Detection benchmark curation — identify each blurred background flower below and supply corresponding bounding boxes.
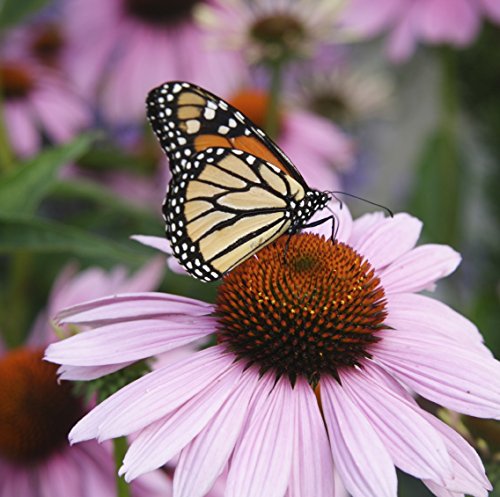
[64,0,247,124]
[1,0,500,495]
[0,260,170,497]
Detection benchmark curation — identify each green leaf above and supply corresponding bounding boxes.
[50,179,159,225]
[0,134,95,215]
[0,0,52,28]
[0,213,146,264]
[408,128,465,246]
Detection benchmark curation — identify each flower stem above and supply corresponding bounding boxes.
[2,252,33,348]
[113,437,131,497]
[0,77,15,173]
[438,46,460,247]
[265,60,283,140]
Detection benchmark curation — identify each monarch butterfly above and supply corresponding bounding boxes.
[146,81,332,282]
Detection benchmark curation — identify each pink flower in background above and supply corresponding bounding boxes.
[341,0,500,62]
[0,260,170,497]
[46,204,498,497]
[199,0,345,64]
[64,0,246,124]
[0,56,90,157]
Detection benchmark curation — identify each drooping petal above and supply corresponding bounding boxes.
[287,378,335,497]
[386,6,419,62]
[226,376,295,497]
[174,369,260,497]
[38,450,83,497]
[379,244,461,294]
[131,235,172,255]
[340,363,452,482]
[69,346,233,442]
[321,376,397,497]
[57,292,213,325]
[57,362,133,381]
[481,0,500,22]
[385,293,488,352]
[4,101,40,157]
[421,413,491,497]
[352,213,422,270]
[45,317,215,365]
[120,363,242,481]
[340,0,404,35]
[373,334,500,419]
[0,462,36,497]
[416,0,479,46]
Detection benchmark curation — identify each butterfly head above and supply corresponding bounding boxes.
[288,189,331,234]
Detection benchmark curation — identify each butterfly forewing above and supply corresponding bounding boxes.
[164,147,309,281]
[146,81,306,185]
[146,81,330,282]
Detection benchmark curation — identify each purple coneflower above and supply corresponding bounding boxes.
[64,0,246,124]
[199,0,345,64]
[341,0,500,62]
[46,204,499,497]
[0,260,170,497]
[0,55,90,157]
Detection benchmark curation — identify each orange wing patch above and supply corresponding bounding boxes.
[194,134,290,175]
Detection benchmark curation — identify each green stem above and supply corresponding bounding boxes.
[438,46,460,247]
[113,437,131,497]
[1,252,33,348]
[0,76,15,173]
[264,60,283,140]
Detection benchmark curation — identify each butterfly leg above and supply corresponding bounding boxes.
[301,215,338,242]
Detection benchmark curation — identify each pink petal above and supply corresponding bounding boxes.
[361,364,491,496]
[386,293,488,352]
[306,200,353,243]
[57,362,133,381]
[422,413,491,497]
[120,363,242,481]
[45,316,215,366]
[386,7,419,62]
[417,0,479,46]
[39,450,82,497]
[321,376,397,497]
[340,0,405,35]
[481,0,500,22]
[131,235,172,255]
[373,333,500,419]
[4,101,40,157]
[379,244,461,294]
[226,376,295,497]
[0,462,37,496]
[174,369,260,497]
[352,213,422,270]
[31,84,90,142]
[57,292,213,325]
[340,363,452,482]
[69,346,232,441]
[287,378,334,497]
[115,257,166,293]
[349,211,386,246]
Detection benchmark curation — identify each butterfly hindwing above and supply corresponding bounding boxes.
[147,81,331,282]
[163,147,311,281]
[146,81,306,185]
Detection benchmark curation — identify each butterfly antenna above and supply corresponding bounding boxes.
[327,191,393,217]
